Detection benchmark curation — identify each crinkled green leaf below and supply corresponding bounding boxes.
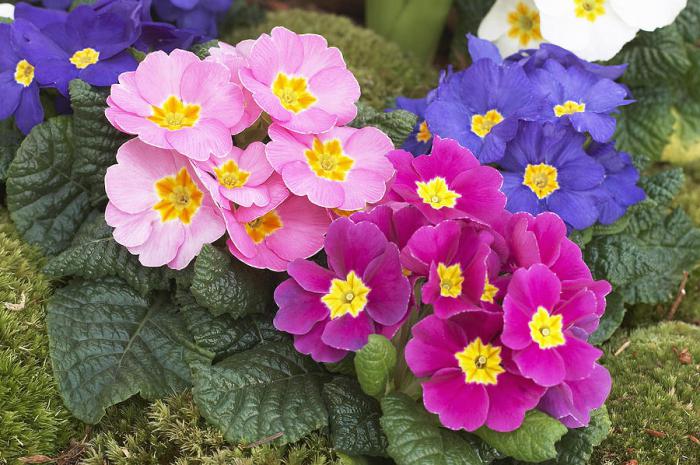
[44,214,170,295]
[190,39,219,59]
[380,393,493,465]
[354,334,397,399]
[322,377,388,457]
[192,340,329,445]
[676,0,700,43]
[6,116,93,255]
[177,289,286,360]
[589,292,626,346]
[0,118,22,182]
[639,168,684,207]
[350,103,417,147]
[47,277,212,424]
[70,79,128,203]
[475,410,567,463]
[547,407,611,465]
[190,244,274,317]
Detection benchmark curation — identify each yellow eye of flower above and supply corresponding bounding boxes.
[507,2,543,46]
[321,270,371,319]
[437,262,464,298]
[305,138,354,181]
[574,0,606,22]
[153,168,204,224]
[554,100,586,117]
[148,96,201,131]
[455,337,505,385]
[529,306,566,349]
[272,72,317,113]
[14,60,35,87]
[416,121,432,143]
[416,177,461,210]
[481,276,499,304]
[214,160,250,190]
[471,109,504,138]
[523,163,560,199]
[70,48,100,69]
[245,210,283,244]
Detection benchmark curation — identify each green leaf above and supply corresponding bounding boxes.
[676,0,700,43]
[44,214,171,295]
[192,340,329,445]
[589,292,625,346]
[475,410,567,463]
[0,118,22,182]
[190,40,219,59]
[350,103,418,147]
[547,407,611,465]
[190,244,275,317]
[380,393,493,465]
[6,116,93,255]
[69,79,128,203]
[322,377,388,457]
[354,334,397,399]
[47,277,212,423]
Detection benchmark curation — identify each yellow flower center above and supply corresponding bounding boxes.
[245,210,283,244]
[321,270,371,319]
[416,121,432,143]
[523,163,560,199]
[416,177,461,210]
[437,262,464,298]
[272,72,317,113]
[69,48,100,69]
[574,0,606,22]
[305,138,354,181]
[214,160,250,190]
[507,2,543,46]
[481,276,499,304]
[529,306,566,349]
[14,60,35,87]
[471,109,504,138]
[153,167,203,224]
[455,337,505,385]
[332,208,360,217]
[148,95,201,131]
[554,100,586,117]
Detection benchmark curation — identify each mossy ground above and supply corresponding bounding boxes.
[226,9,438,110]
[594,322,700,465]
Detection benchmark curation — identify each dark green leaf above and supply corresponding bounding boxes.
[0,118,22,182]
[190,244,274,317]
[589,293,626,346]
[322,377,388,457]
[44,214,170,295]
[47,277,212,423]
[676,0,700,42]
[350,103,418,147]
[354,334,397,399]
[192,340,329,445]
[190,40,219,59]
[547,407,611,465]
[380,393,492,465]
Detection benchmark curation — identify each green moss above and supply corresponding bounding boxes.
[225,9,438,109]
[0,209,79,464]
[80,391,342,465]
[593,322,700,465]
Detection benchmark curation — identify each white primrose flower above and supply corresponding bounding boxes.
[478,0,544,57]
[534,0,688,61]
[0,3,14,20]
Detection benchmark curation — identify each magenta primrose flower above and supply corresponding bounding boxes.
[388,137,506,225]
[274,218,411,362]
[350,204,428,251]
[266,123,395,211]
[238,26,360,134]
[105,139,225,270]
[106,49,245,161]
[405,311,545,432]
[502,264,603,387]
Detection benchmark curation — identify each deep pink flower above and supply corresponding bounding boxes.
[350,204,428,252]
[405,311,545,432]
[273,218,411,362]
[239,26,360,134]
[501,264,603,387]
[266,123,395,211]
[388,137,506,225]
[105,138,225,270]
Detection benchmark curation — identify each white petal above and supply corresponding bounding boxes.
[570,9,638,61]
[539,11,593,51]
[479,0,528,40]
[611,0,688,31]
[0,3,14,19]
[534,0,572,16]
[495,34,544,57]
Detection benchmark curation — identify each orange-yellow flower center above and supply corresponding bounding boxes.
[245,210,283,244]
[574,0,605,22]
[416,177,461,210]
[70,48,100,69]
[523,163,560,199]
[153,167,203,224]
[214,160,250,189]
[305,138,354,181]
[554,100,586,117]
[507,2,543,46]
[437,262,464,298]
[481,276,499,304]
[529,306,566,349]
[148,96,201,131]
[272,72,317,113]
[321,270,371,319]
[14,60,35,87]
[416,121,432,143]
[455,337,505,385]
[471,109,504,138]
